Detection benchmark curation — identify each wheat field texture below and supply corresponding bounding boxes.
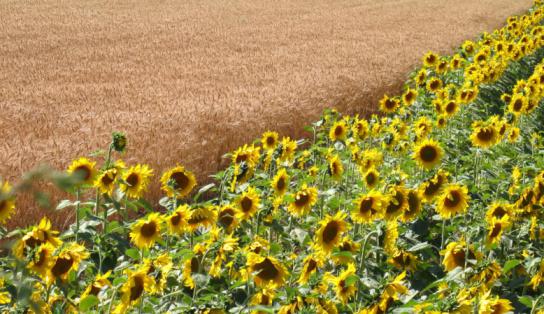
[0,0,532,227]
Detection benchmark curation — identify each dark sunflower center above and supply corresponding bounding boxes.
[452,249,466,268]
[191,257,200,273]
[430,81,439,90]
[405,92,414,102]
[426,55,436,64]
[294,192,310,207]
[171,172,189,190]
[89,284,101,296]
[334,126,344,137]
[444,191,461,208]
[322,221,340,244]
[254,258,279,281]
[386,191,405,214]
[188,211,208,225]
[101,172,116,186]
[51,256,74,277]
[261,294,270,305]
[490,223,502,238]
[365,173,376,186]
[74,165,92,181]
[219,208,235,227]
[126,173,140,187]
[407,192,420,214]
[424,176,444,197]
[34,249,48,267]
[359,198,374,215]
[276,177,286,191]
[0,200,6,212]
[235,154,248,163]
[385,99,396,109]
[170,212,181,226]
[477,128,494,142]
[306,260,317,274]
[241,197,253,212]
[266,136,276,146]
[130,276,144,301]
[420,145,438,162]
[445,102,456,113]
[513,99,523,111]
[140,221,157,238]
[492,206,506,218]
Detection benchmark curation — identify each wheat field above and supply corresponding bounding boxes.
[0,0,532,228]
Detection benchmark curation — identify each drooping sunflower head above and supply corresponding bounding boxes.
[0,181,15,225]
[187,206,217,232]
[478,292,513,314]
[486,215,511,246]
[50,243,90,282]
[327,154,344,181]
[215,204,238,233]
[413,139,443,170]
[352,191,385,224]
[401,189,423,222]
[470,123,499,148]
[236,187,261,221]
[441,240,478,272]
[130,213,162,249]
[165,204,191,235]
[121,164,153,199]
[315,211,348,254]
[247,253,288,288]
[81,271,112,299]
[325,263,358,304]
[271,168,289,196]
[279,137,297,162]
[160,165,197,198]
[436,184,470,219]
[67,157,97,185]
[261,131,279,151]
[421,170,449,202]
[288,184,318,216]
[329,120,348,142]
[118,268,153,309]
[387,250,418,271]
[27,243,55,279]
[13,217,62,259]
[379,95,400,114]
[384,185,409,221]
[297,254,324,284]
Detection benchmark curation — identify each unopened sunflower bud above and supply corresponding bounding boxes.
[112,131,127,153]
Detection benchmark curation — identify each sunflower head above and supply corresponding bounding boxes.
[421,170,449,202]
[236,187,261,221]
[329,120,348,142]
[0,181,15,225]
[388,250,418,271]
[362,167,380,189]
[121,164,153,199]
[165,204,191,235]
[508,94,528,115]
[426,78,443,93]
[261,131,279,150]
[160,165,197,198]
[315,211,348,254]
[327,154,344,181]
[217,205,238,232]
[187,206,217,232]
[486,215,511,246]
[401,189,423,222]
[271,168,289,196]
[279,137,297,162]
[352,191,385,224]
[130,213,162,249]
[50,243,90,282]
[436,184,470,219]
[117,268,153,311]
[297,254,324,284]
[352,118,369,140]
[288,184,318,216]
[247,253,288,288]
[471,123,499,148]
[379,95,400,114]
[441,240,478,272]
[413,139,443,170]
[422,51,439,67]
[384,185,409,220]
[67,157,97,185]
[324,263,358,304]
[94,168,120,196]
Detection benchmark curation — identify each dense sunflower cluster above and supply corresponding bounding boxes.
[2,1,544,313]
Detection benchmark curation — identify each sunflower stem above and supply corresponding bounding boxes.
[75,187,80,242]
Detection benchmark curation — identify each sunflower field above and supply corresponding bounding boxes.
[2,1,544,314]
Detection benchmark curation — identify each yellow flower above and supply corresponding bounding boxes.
[315,211,348,254]
[443,99,459,117]
[298,254,324,284]
[329,120,348,142]
[361,167,380,189]
[236,187,260,221]
[383,271,408,300]
[246,253,288,288]
[250,288,275,309]
[130,213,162,249]
[115,268,153,313]
[402,88,418,106]
[27,243,55,279]
[94,168,120,196]
[485,202,513,221]
[529,261,544,290]
[217,204,239,233]
[426,77,443,93]
[352,118,369,140]
[413,139,444,170]
[143,253,173,294]
[67,157,97,185]
[279,137,297,162]
[165,204,191,235]
[81,271,111,299]
[13,217,62,259]
[0,181,15,224]
[486,215,511,245]
[478,292,513,314]
[50,242,90,282]
[160,165,197,198]
[436,184,470,219]
[271,168,289,196]
[508,127,520,143]
[384,220,399,255]
[120,164,153,199]
[387,250,418,271]
[508,93,528,115]
[333,237,360,265]
[187,206,217,232]
[288,184,318,216]
[441,240,478,272]
[423,51,439,67]
[401,189,423,222]
[0,278,10,305]
[384,185,409,221]
[327,154,344,181]
[352,191,385,224]
[470,123,499,148]
[379,95,400,114]
[261,131,279,150]
[324,263,358,304]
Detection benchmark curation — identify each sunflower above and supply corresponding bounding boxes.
[508,93,528,115]
[165,204,191,235]
[279,137,297,163]
[187,206,217,232]
[384,185,409,221]
[485,202,512,221]
[507,127,520,143]
[387,250,418,271]
[470,123,499,148]
[250,288,276,308]
[422,51,439,67]
[379,95,400,114]
[247,253,288,288]
[401,189,423,222]
[352,118,369,140]
[383,220,399,255]
[27,243,55,279]
[144,253,173,294]
[115,268,153,313]
[120,164,153,199]
[324,263,358,304]
[358,149,383,170]
[81,271,111,299]
[261,131,279,150]
[352,191,385,224]
[50,242,90,282]
[217,204,239,233]
[0,279,10,305]
[271,168,289,196]
[412,139,443,170]
[13,217,62,259]
[441,240,478,272]
[160,165,197,198]
[457,86,478,104]
[315,211,348,254]
[362,167,380,189]
[130,213,162,249]
[478,292,513,314]
[236,187,260,221]
[333,237,360,265]
[486,215,511,245]
[443,99,459,117]
[426,77,443,93]
[297,254,324,284]
[288,184,318,216]
[329,120,348,142]
[436,184,470,219]
[420,170,449,202]
[94,168,120,196]
[414,116,433,138]
[327,154,344,181]
[451,54,464,69]
[67,157,97,185]
[415,69,427,87]
[383,271,408,301]
[0,181,15,224]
